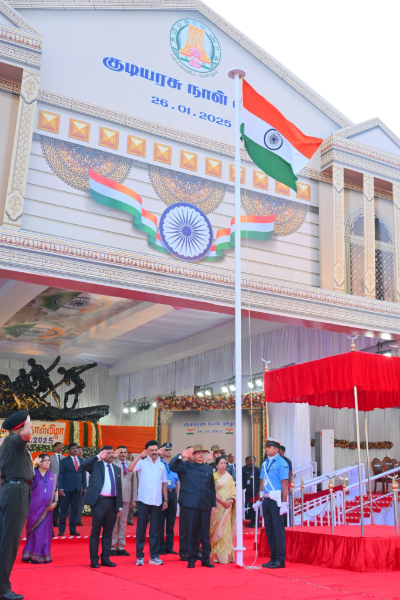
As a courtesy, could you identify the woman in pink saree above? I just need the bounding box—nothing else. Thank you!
[210,456,236,564]
[22,453,58,564]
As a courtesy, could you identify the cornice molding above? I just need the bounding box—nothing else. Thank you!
[337,117,400,150]
[0,38,41,69]
[0,227,400,334]
[10,0,352,128]
[322,135,400,172]
[0,0,41,34]
[0,75,21,94]
[321,148,400,183]
[301,167,393,201]
[0,23,43,52]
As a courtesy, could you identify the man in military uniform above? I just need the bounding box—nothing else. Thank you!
[0,410,34,600]
[254,438,288,569]
[158,442,179,555]
[170,444,216,569]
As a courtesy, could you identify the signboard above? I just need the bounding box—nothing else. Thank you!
[0,420,66,446]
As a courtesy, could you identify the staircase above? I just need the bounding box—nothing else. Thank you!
[293,493,393,526]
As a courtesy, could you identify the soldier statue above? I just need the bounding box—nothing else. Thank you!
[27,357,61,406]
[57,363,97,410]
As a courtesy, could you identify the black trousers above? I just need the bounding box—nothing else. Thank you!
[245,492,256,525]
[90,498,117,562]
[186,507,211,564]
[53,498,60,527]
[59,489,80,533]
[0,482,30,594]
[136,501,162,559]
[179,503,201,558]
[159,488,177,552]
[262,497,286,563]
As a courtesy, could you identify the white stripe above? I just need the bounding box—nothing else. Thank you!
[242,108,309,174]
[141,215,157,232]
[216,234,231,245]
[240,222,274,233]
[90,178,141,212]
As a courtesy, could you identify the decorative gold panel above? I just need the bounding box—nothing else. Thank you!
[68,119,90,143]
[180,150,197,172]
[229,164,245,184]
[205,157,222,178]
[37,110,60,134]
[275,181,290,196]
[296,182,311,201]
[253,170,268,190]
[154,143,172,165]
[127,135,146,158]
[99,127,119,150]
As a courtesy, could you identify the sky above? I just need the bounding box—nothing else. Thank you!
[205,0,400,136]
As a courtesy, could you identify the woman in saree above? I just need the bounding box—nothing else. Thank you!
[22,453,58,564]
[210,456,236,564]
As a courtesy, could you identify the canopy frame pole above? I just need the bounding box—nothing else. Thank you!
[228,67,246,567]
[364,411,374,524]
[354,386,365,535]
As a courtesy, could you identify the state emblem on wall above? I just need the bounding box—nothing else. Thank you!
[170,19,221,74]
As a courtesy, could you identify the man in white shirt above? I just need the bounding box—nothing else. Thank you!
[128,440,168,566]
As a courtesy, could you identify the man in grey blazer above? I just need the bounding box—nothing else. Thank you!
[49,442,64,527]
[111,446,138,556]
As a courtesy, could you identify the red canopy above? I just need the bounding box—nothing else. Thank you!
[264,351,400,411]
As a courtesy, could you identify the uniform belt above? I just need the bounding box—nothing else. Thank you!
[2,478,32,485]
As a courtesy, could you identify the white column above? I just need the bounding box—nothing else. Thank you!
[363,174,375,299]
[393,183,400,302]
[333,165,345,292]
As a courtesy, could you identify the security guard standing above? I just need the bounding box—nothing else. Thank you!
[158,442,179,555]
[254,437,288,569]
[0,411,34,600]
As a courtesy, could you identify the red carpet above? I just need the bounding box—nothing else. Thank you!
[12,524,400,600]
[259,525,400,572]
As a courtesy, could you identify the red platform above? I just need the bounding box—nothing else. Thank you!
[259,525,400,572]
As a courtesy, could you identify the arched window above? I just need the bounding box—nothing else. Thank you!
[345,209,395,302]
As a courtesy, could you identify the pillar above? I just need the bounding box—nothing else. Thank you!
[333,165,345,292]
[2,69,40,228]
[248,408,262,467]
[393,183,400,302]
[363,174,375,299]
[159,410,173,446]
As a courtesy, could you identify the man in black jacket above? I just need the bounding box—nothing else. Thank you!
[81,446,123,568]
[58,442,87,536]
[170,444,216,569]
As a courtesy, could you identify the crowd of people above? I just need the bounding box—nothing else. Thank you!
[0,410,291,600]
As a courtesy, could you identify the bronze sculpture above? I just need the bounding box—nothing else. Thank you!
[57,363,97,409]
[27,357,61,406]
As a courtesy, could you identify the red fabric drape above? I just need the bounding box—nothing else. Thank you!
[264,351,400,411]
[258,526,400,571]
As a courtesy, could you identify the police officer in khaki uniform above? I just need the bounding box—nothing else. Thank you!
[0,410,34,600]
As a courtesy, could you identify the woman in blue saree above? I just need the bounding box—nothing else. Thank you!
[22,453,58,564]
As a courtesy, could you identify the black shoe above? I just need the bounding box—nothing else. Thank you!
[245,523,255,528]
[166,550,178,555]
[262,560,275,568]
[58,530,65,536]
[180,556,188,562]
[116,549,130,556]
[110,549,117,556]
[90,563,100,569]
[101,559,117,567]
[187,562,195,569]
[0,592,24,600]
[267,561,285,569]
[196,553,202,559]
[76,522,83,526]
[159,550,166,555]
[127,521,134,525]
[69,531,79,536]
[201,561,215,568]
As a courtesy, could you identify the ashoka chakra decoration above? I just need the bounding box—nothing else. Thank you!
[51,297,105,310]
[159,203,213,261]
[264,128,283,151]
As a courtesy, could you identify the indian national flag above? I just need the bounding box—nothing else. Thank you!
[186,428,194,435]
[205,215,274,261]
[241,79,323,191]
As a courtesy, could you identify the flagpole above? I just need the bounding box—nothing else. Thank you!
[228,67,246,567]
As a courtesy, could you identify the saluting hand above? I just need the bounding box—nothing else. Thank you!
[158,447,165,456]
[140,449,149,458]
[98,449,108,461]
[181,448,193,459]
[33,456,42,467]
[205,451,214,463]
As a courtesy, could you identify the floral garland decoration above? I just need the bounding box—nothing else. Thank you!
[156,392,265,411]
[310,438,393,450]
[56,420,102,447]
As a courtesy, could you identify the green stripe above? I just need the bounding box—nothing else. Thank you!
[83,421,88,448]
[240,125,298,192]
